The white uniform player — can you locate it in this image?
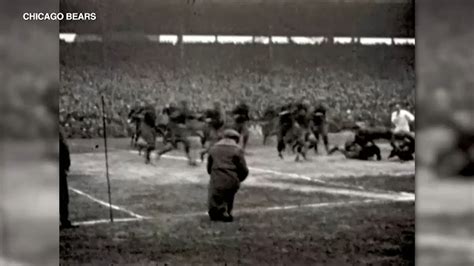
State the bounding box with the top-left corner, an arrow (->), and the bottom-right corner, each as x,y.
391,104 -> 415,133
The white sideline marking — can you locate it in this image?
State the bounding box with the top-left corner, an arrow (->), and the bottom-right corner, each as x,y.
171,199 -> 384,218
238,199 -> 381,214
69,187 -> 148,219
248,183 -> 415,202
248,166 -> 363,189
130,151 -> 415,201
133,150 -> 411,186
157,152 -> 334,184
74,199 -> 383,226
242,165 -> 414,183
74,217 -> 145,226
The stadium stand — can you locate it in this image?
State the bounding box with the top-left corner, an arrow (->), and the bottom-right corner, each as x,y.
60,42 -> 415,138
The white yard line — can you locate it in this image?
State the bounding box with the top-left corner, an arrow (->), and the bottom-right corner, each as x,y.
130,151 -> 415,201
154,152 -> 332,183
247,182 -> 415,202
237,199 -> 381,214
248,164 -> 414,182
248,167 -> 414,190
134,150 -> 413,183
69,187 -> 148,219
170,199 -> 385,218
245,166 -> 359,188
74,217 -> 145,226
74,199 -> 383,226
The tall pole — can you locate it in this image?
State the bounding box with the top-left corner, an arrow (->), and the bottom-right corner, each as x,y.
101,95 -> 113,222
98,0 -> 113,223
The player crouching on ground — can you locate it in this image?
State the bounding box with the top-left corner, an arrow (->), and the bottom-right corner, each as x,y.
328,122 -> 385,161
207,129 -> 249,222
328,139 -> 382,161
389,131 -> 415,161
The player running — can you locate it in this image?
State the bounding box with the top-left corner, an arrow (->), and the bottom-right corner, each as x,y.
231,100 -> 251,151
200,101 -> 226,161
309,100 -> 330,154
157,100 -> 197,166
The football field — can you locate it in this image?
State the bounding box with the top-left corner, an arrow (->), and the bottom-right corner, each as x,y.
60,134 -> 415,265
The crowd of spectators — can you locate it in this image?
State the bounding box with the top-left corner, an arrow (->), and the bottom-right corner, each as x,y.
60,42 -> 415,138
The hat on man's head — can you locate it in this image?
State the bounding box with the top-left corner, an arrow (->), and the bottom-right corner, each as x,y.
355,121 -> 367,129
223,129 -> 240,140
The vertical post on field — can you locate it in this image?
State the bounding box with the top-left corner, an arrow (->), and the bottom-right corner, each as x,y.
98,0 -> 113,223
101,95 -> 113,222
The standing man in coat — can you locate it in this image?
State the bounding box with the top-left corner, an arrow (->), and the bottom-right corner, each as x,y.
60,127 -> 77,229
207,129 -> 249,222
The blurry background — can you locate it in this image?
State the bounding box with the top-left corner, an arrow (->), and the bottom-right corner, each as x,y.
0,0 -> 59,265
416,1 -> 474,265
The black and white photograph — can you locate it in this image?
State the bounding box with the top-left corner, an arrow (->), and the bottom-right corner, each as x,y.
58,0 -> 416,264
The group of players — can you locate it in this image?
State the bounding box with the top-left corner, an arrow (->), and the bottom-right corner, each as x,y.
128,99 -> 251,165
259,98 -> 414,162
127,97 -> 415,165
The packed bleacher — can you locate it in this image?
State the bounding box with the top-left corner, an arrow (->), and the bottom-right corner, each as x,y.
60,42 -> 415,138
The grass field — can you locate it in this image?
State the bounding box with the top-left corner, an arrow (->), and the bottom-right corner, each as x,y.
60,133 -> 415,265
